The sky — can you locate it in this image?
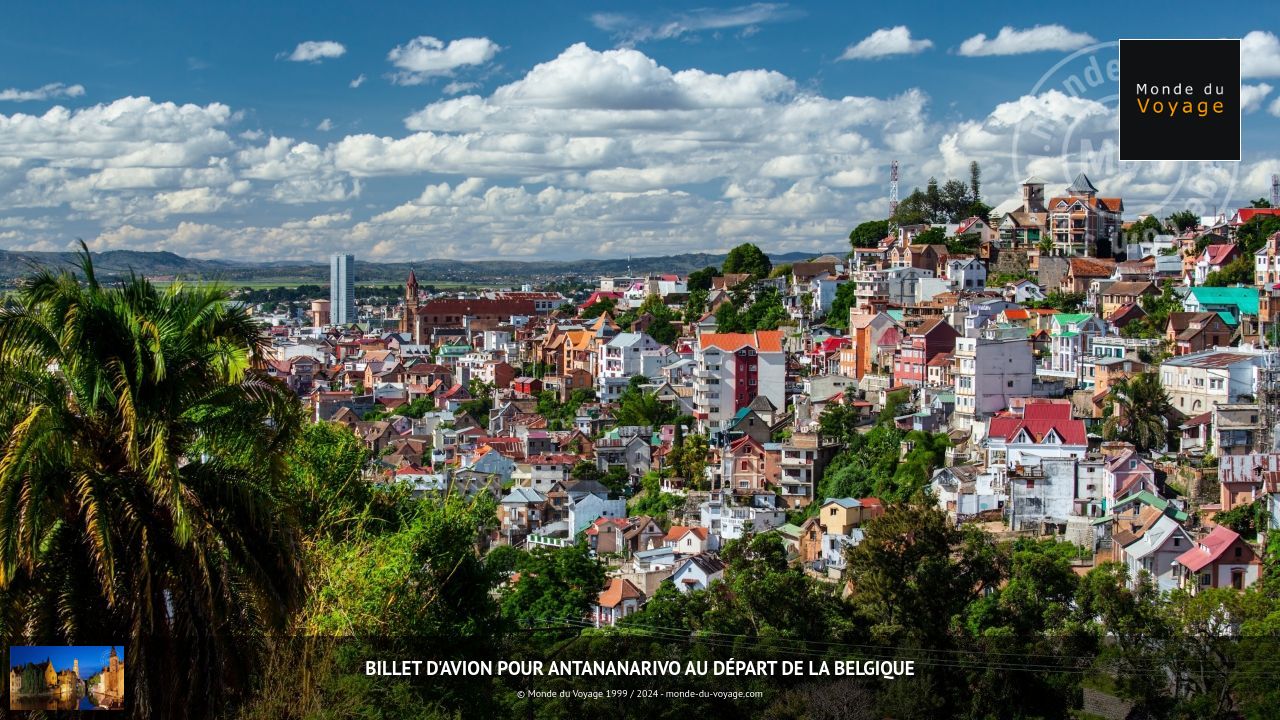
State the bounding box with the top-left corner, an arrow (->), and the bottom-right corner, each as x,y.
10,645 -> 122,678
2,1 -> 1280,262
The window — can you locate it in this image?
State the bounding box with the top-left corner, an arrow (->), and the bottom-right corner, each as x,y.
1200,573 -> 1212,587
1173,537 -> 1181,547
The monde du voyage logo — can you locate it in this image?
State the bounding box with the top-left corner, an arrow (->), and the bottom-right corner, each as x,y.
1119,39 -> 1241,162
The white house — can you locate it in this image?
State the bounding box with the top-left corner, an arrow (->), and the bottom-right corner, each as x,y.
1042,313 -> 1107,379
669,553 -> 726,593
1116,514 -> 1192,593
945,256 -> 988,292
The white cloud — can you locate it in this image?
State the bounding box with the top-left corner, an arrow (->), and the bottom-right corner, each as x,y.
316,118 -> 334,132
1243,31 -> 1280,78
1243,83 -> 1273,113
349,74 -> 367,88
839,26 -> 932,60
0,83 -> 86,102
387,36 -> 501,85
282,210 -> 351,229
958,25 -> 1095,57
443,81 -> 479,95
1270,96 -> 1280,118
590,3 -> 800,45
284,40 -> 347,63
4,40 -> 1278,263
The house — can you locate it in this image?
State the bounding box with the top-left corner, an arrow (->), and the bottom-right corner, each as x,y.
983,401 -> 1088,469
1102,444 -> 1158,507
594,577 -> 645,627
1252,229 -> 1280,286
1217,453 -> 1280,512
1213,403 -> 1264,457
1043,313 -> 1107,379
996,177 -> 1049,248
669,553 -> 726,593
693,330 -> 786,435
1046,174 -> 1123,257
818,497 -> 884,535
952,325 -> 1035,431
838,312 -> 901,380
1159,348 -> 1268,416
666,526 -> 711,556
1173,526 -> 1261,593
499,487 -> 547,544
1003,279 -> 1047,304
1114,512 -> 1193,592
1193,243 -> 1240,286
1166,312 -> 1234,355
930,465 -> 1002,521
1006,456 -> 1079,532
1099,281 -> 1157,316
585,516 -> 665,556
945,256 -> 987,291
893,318 -> 960,387
1182,286 -> 1259,323
1061,257 -> 1117,297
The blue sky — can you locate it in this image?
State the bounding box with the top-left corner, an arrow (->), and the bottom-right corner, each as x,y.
10,645 -> 122,678
2,1 -> 1280,261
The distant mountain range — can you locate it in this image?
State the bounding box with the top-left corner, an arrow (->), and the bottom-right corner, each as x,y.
0,248 -> 846,285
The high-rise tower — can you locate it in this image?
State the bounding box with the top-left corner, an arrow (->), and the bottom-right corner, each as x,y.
329,253 -> 355,326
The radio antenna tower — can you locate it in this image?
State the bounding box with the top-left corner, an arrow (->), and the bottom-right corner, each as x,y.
888,160 -> 900,235
1271,174 -> 1279,208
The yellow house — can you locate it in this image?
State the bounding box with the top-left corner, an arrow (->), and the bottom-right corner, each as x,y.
818,498 -> 884,535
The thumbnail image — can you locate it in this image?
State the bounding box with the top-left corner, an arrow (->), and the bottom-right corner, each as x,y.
9,645 -> 124,711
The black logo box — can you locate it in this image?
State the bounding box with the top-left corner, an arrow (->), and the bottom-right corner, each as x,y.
1119,39 -> 1241,162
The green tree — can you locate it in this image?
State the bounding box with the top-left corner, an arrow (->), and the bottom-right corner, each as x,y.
722,243 -> 773,279
824,282 -> 857,329
615,385 -> 678,427
1168,209 -> 1199,232
499,543 -> 605,627
0,247 -> 305,718
915,226 -> 946,245
1102,373 -> 1173,451
848,219 -> 890,249
846,503 -> 1001,644
683,288 -> 710,324
580,297 -> 617,319
1202,255 -> 1253,286
686,265 -> 722,292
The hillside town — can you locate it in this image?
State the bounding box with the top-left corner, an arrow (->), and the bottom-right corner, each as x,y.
251,172 -> 1280,626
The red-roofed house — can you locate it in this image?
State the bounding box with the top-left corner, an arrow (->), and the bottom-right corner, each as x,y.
983,402 -> 1088,468
1229,207 -> 1280,226
594,577 -> 645,627
1173,526 -> 1261,593
893,318 -> 959,387
693,330 -> 786,434
665,526 -> 711,556
1194,243 -> 1240,285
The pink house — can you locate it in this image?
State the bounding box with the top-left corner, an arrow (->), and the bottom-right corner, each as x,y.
893,318 -> 959,388
1103,444 -> 1158,508
1173,526 -> 1261,593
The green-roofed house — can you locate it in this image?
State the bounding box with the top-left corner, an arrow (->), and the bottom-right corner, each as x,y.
1183,286 -> 1259,322
1045,312 -> 1107,378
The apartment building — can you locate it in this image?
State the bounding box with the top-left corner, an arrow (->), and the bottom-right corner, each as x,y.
693,330 -> 786,434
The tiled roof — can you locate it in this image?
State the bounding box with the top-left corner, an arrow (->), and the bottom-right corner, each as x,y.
698,330 -> 784,353
597,577 -> 644,607
1174,526 -> 1244,573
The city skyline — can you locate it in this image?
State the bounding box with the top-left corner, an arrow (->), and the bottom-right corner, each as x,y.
10,645 -> 122,679
2,2 -> 1280,262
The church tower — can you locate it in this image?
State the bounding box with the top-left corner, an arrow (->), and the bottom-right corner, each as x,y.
400,269 -> 420,338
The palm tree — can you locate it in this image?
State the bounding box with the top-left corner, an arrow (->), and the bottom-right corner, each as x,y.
0,245 -> 304,719
1102,373 -> 1173,452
